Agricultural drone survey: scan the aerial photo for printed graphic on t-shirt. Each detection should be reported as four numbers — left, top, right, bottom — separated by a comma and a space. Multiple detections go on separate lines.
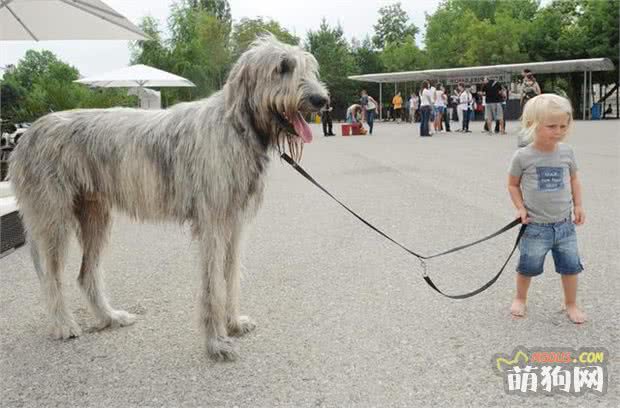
536, 166, 564, 191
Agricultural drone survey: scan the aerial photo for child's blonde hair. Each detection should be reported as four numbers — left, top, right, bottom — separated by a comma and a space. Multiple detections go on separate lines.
520, 93, 573, 143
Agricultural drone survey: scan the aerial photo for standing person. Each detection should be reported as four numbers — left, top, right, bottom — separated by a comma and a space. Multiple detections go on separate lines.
320, 92, 335, 136
498, 85, 508, 134
392, 92, 403, 123
450, 89, 460, 123
433, 83, 446, 133
520, 69, 541, 108
429, 81, 437, 132
366, 94, 378, 135
481, 76, 504, 135
407, 94, 414, 122
413, 92, 421, 122
419, 81, 432, 137
443, 86, 452, 132
404, 95, 411, 123
360, 90, 369, 122
508, 94, 586, 324
468, 86, 477, 130
457, 83, 472, 132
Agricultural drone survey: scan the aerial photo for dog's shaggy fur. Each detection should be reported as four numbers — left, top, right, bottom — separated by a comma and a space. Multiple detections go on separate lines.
9, 36, 328, 361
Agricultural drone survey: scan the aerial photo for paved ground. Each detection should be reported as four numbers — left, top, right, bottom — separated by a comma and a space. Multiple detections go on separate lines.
1, 119, 619, 407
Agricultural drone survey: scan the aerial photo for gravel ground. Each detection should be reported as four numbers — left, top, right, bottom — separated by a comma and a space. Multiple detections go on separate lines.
1, 119, 618, 407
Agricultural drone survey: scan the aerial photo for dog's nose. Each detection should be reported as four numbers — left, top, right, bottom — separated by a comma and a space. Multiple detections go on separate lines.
310, 94, 328, 108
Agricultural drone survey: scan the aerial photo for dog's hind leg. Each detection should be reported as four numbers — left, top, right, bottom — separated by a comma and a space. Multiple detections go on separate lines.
199, 219, 239, 361
75, 195, 136, 330
30, 220, 81, 339
225, 220, 256, 337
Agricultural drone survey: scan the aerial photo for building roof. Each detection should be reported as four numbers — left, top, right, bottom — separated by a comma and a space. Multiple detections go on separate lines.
348, 58, 615, 83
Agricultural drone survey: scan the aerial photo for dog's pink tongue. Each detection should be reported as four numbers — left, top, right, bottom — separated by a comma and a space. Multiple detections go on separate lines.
292, 112, 313, 143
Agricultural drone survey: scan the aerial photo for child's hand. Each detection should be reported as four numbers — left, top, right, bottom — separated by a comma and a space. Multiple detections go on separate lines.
517, 208, 529, 224
574, 206, 586, 225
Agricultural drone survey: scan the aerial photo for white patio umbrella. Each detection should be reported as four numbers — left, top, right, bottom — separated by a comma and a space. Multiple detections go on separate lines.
75, 64, 196, 88
75, 64, 195, 109
0, 0, 147, 41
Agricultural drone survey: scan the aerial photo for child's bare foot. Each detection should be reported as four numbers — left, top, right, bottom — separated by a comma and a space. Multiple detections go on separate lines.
565, 304, 586, 324
510, 299, 527, 318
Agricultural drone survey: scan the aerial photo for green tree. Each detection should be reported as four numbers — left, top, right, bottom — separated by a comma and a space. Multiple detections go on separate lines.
380, 38, 428, 72
425, 0, 534, 67
231, 17, 299, 58
372, 2, 419, 49
0, 76, 27, 132
1, 50, 134, 125
350, 37, 385, 104
423, 2, 468, 68
9, 50, 79, 90
460, 11, 529, 66
1, 50, 81, 121
495, 0, 540, 21
149, 2, 232, 103
306, 19, 359, 116
521, 1, 586, 62
170, 0, 231, 45
186, 0, 231, 27
351, 37, 385, 74
130, 16, 172, 70
576, 0, 619, 84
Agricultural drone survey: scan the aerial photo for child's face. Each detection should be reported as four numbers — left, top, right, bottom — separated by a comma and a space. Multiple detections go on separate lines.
535, 114, 570, 145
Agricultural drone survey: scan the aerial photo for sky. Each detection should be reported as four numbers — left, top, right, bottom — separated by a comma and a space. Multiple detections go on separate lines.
0, 0, 443, 77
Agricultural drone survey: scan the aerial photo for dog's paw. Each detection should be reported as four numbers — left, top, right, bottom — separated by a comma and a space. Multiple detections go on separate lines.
207, 336, 239, 362
97, 310, 137, 330
50, 320, 82, 340
228, 315, 256, 337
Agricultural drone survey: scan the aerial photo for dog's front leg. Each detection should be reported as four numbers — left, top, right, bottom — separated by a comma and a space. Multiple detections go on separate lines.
225, 222, 256, 337
200, 227, 239, 361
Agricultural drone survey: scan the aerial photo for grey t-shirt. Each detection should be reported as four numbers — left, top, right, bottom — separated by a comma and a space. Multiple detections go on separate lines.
508, 143, 578, 223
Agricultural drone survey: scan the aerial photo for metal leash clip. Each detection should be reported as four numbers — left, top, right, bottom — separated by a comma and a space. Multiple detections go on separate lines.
418, 258, 428, 277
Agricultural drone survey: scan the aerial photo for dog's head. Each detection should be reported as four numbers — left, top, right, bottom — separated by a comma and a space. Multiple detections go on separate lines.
224, 34, 329, 160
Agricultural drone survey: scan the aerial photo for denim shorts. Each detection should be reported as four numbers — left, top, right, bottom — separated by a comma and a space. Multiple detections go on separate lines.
516, 219, 584, 276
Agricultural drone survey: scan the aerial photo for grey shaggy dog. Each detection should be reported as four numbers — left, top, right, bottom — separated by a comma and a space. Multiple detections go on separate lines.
9, 36, 328, 361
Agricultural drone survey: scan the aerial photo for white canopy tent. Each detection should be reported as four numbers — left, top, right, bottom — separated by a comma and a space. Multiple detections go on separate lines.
349, 58, 615, 120
0, 0, 147, 41
75, 64, 196, 109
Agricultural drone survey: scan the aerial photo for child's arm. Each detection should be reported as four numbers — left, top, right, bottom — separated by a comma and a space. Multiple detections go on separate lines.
571, 172, 586, 225
508, 175, 529, 223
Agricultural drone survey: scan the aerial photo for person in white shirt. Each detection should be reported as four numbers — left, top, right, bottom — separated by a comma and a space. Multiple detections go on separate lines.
433, 83, 447, 132
419, 80, 433, 136
457, 82, 473, 132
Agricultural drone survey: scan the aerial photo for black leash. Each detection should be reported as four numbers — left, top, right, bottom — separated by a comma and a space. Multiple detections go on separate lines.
281, 153, 526, 299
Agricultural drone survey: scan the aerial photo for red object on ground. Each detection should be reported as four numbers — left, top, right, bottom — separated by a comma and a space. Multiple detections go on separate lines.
342, 123, 365, 136
351, 123, 364, 135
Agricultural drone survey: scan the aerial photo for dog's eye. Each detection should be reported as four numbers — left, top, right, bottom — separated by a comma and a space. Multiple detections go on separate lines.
278, 58, 294, 75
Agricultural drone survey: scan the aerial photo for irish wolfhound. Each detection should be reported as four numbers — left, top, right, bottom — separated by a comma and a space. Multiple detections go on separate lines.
9, 36, 328, 361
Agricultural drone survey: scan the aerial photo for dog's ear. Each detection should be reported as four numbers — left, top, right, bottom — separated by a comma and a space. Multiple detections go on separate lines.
277, 56, 295, 75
